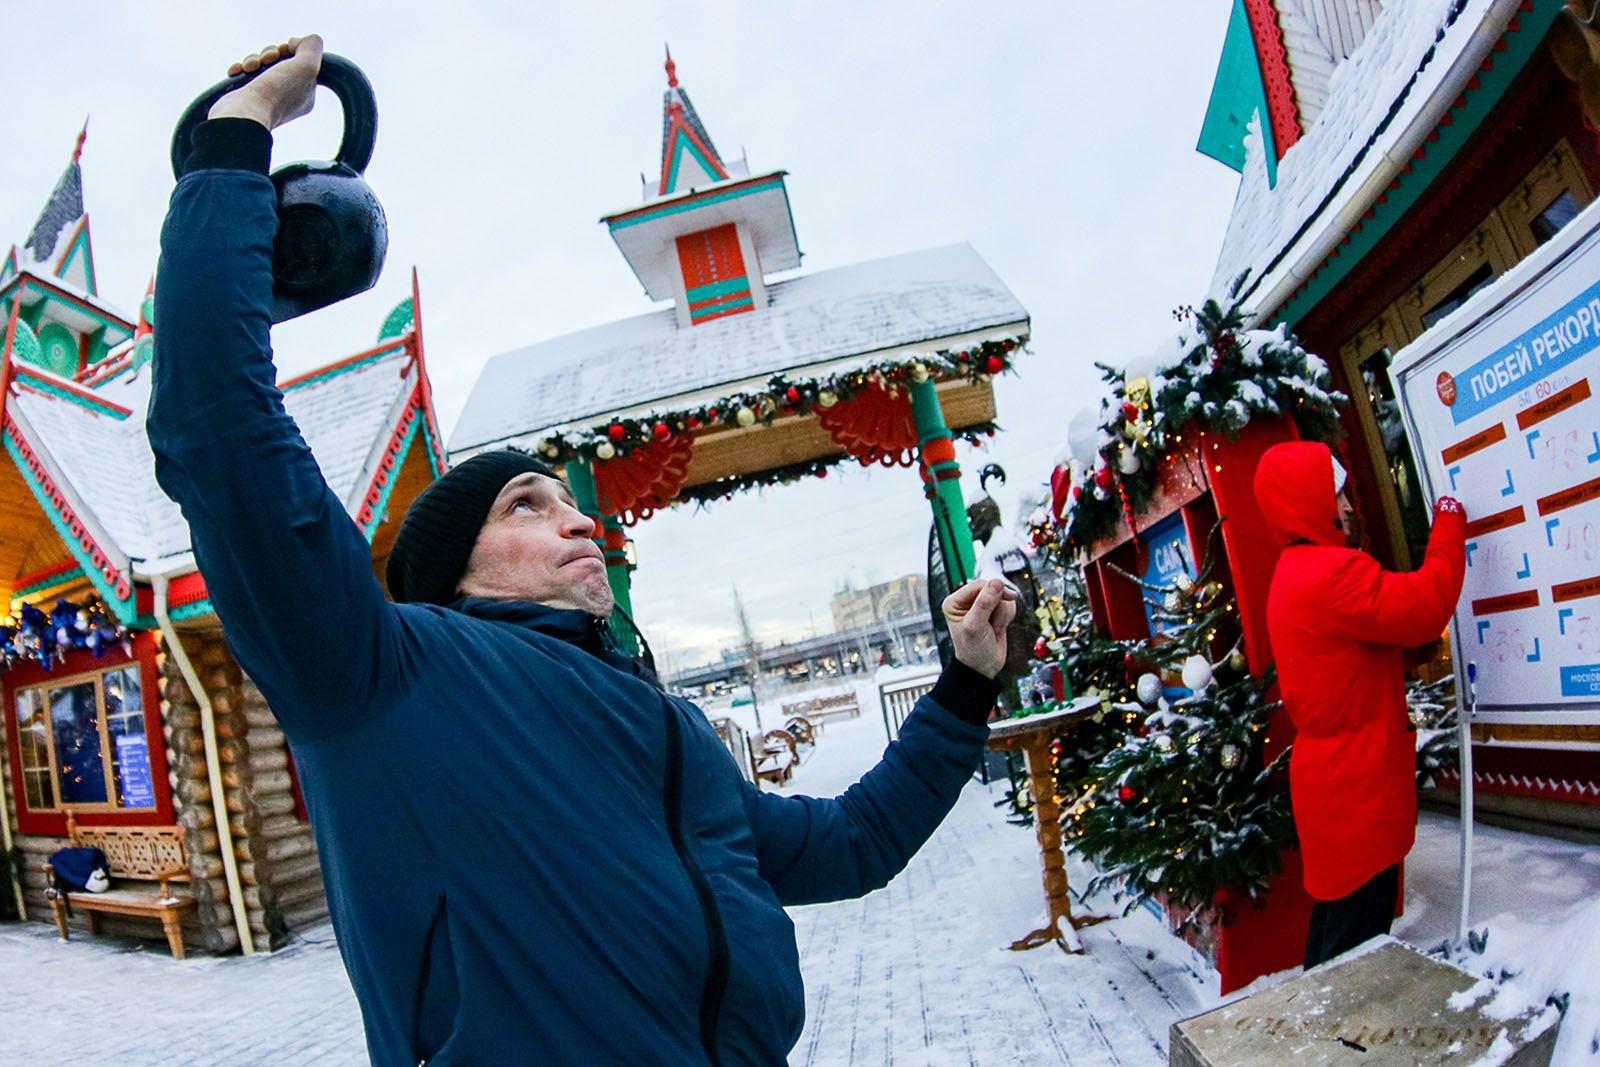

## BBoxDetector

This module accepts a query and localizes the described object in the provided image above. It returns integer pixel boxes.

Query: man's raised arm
[147,37,407,739]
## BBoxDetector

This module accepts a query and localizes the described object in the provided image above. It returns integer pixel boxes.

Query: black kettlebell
[170,53,388,323]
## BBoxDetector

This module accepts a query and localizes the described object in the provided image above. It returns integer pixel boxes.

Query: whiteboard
[1390,203,1600,724]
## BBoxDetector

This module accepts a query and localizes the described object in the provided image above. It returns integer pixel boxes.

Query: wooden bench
[752,730,800,786]
[46,812,197,959]
[779,692,860,729]
[782,715,817,752]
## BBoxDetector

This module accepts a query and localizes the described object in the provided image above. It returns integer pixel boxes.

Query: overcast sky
[5,2,1242,668]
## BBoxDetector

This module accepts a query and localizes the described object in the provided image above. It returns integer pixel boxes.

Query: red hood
[1253,441,1344,547]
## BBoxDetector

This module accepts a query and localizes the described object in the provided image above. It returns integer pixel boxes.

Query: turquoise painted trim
[362,416,423,541]
[684,277,750,303]
[2,435,135,625]
[1,278,132,343]
[608,177,786,231]
[170,598,215,623]
[13,369,131,420]
[0,249,15,284]
[664,134,724,194]
[689,296,754,321]
[56,228,96,296]
[12,565,85,599]
[1196,0,1278,183]
[1273,1,1559,328]
[281,343,407,392]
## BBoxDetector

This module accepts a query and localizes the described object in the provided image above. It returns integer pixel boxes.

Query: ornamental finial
[664,44,678,88]
[72,116,89,164]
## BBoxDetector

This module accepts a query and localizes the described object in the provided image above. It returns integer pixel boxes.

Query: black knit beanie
[385,449,560,604]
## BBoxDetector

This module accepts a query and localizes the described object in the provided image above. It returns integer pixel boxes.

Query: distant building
[829,575,927,631]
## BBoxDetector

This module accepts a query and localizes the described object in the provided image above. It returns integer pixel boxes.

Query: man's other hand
[208,35,324,131]
[942,579,1018,679]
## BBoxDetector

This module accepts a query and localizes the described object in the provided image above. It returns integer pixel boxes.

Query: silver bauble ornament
[1135,672,1162,705]
[1220,743,1243,770]
[1181,654,1213,691]
[1153,733,1175,754]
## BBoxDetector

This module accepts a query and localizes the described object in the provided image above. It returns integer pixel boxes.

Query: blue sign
[1449,274,1600,424]
[115,734,155,810]
[1141,514,1196,635]
[1560,663,1600,698]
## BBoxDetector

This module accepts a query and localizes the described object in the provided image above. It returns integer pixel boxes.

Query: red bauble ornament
[1033,637,1049,659]
[956,351,970,363]
[984,355,1005,375]
[1118,785,1137,802]
[1094,466,1114,489]
[785,386,801,403]
[1003,338,1017,352]
[815,468,828,479]
[1121,401,1140,422]
[607,423,626,442]
[1072,485,1083,500]
[652,421,671,441]
[707,407,720,421]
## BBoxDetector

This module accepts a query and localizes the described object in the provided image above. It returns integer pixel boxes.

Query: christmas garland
[1057,284,1345,552]
[526,338,1024,466]
[1,596,133,674]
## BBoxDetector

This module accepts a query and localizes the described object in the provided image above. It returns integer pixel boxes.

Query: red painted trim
[1242,0,1302,159]
[4,417,129,601]
[167,572,209,609]
[276,337,409,390]
[76,344,134,385]
[1433,768,1600,806]
[4,631,176,837]
[658,101,728,195]
[51,217,90,278]
[0,273,132,333]
[14,558,81,591]
[12,364,133,417]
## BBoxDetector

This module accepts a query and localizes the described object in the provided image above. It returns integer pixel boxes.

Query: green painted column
[909,377,977,587]
[563,458,639,654]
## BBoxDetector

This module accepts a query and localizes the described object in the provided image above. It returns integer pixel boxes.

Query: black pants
[1303,863,1400,969]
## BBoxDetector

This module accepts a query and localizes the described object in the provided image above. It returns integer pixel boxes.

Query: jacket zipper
[661,699,730,1066]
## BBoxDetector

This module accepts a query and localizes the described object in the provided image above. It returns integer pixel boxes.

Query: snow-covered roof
[7,342,419,575]
[1212,0,1520,313]
[449,242,1029,456]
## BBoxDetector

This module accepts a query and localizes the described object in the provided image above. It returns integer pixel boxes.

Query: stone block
[1170,940,1559,1066]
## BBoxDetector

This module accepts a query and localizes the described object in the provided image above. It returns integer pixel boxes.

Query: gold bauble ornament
[736,406,757,427]
[818,390,838,408]
[1126,375,1151,405]
[594,440,616,461]
[910,362,929,383]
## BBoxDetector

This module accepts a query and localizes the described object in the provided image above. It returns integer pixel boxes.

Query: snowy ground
[1,686,1597,1064]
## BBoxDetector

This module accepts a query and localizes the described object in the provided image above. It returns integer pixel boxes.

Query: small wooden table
[987,696,1111,953]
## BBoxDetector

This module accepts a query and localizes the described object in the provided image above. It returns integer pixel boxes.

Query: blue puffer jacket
[147,121,994,1066]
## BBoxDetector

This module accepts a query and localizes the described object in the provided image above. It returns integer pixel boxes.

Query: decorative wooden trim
[3,419,135,612]
[1242,0,1303,159]
[1432,767,1600,805]
[11,363,133,419]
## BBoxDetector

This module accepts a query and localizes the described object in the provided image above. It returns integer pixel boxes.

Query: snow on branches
[1059,281,1346,551]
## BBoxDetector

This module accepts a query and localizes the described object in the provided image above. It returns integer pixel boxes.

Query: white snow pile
[1439,897,1600,1065]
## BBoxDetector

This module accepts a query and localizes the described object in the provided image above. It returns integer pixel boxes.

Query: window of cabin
[1530,190,1581,245]
[12,663,156,814]
[1419,261,1497,331]
[1355,346,1431,566]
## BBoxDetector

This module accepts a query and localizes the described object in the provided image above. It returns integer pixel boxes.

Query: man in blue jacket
[149,36,1016,1066]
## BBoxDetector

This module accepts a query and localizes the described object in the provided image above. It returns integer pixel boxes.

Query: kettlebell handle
[170,52,378,180]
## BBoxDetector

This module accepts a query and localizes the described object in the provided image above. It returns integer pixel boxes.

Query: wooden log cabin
[0,137,444,954]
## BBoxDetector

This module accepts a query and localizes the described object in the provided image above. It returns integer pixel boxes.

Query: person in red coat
[1254,441,1466,968]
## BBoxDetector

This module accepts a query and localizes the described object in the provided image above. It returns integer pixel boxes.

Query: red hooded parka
[1254,442,1466,901]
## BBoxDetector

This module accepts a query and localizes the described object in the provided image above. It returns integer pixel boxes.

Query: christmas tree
[1063,539,1296,923]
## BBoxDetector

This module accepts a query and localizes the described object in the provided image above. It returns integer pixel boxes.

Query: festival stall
[1019,0,1600,994]
[447,51,1032,646]
[0,134,445,955]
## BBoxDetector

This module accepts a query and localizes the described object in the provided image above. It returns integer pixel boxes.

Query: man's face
[1336,488,1361,548]
[455,473,615,615]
